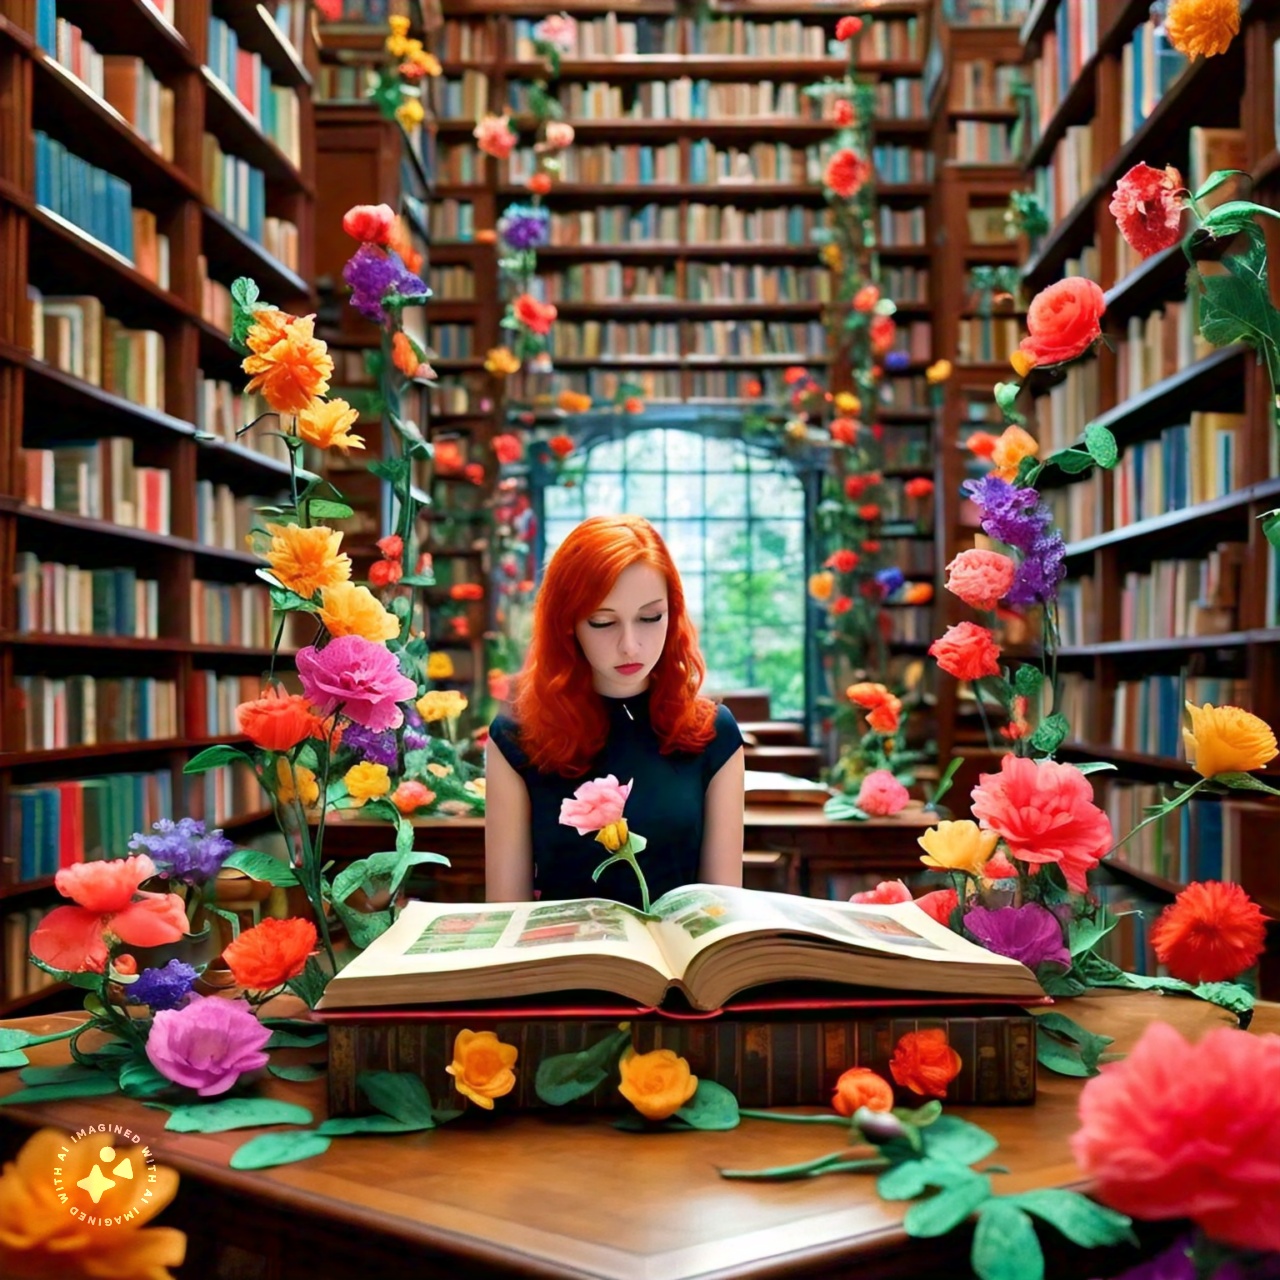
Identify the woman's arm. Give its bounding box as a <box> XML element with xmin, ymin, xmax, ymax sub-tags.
<box><xmin>699</xmin><ymin>745</ymin><xmax>745</xmax><ymax>887</ymax></box>
<box><xmin>485</xmin><ymin>739</ymin><xmax>534</xmax><ymax>901</ymax></box>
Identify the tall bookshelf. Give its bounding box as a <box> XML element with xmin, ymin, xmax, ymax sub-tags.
<box><xmin>1010</xmin><ymin>0</ymin><xmax>1280</xmax><ymax>977</ymax></box>
<box><xmin>0</xmin><ymin>0</ymin><xmax>316</xmax><ymax>1012</ymax></box>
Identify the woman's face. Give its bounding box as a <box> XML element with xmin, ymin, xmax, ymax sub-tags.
<box><xmin>574</xmin><ymin>562</ymin><xmax>670</xmax><ymax>698</ymax></box>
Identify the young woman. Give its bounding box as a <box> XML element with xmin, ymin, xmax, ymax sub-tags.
<box><xmin>485</xmin><ymin>515</ymin><xmax>745</xmax><ymax>908</ymax></box>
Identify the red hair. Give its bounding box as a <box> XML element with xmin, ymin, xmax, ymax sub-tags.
<box><xmin>512</xmin><ymin>515</ymin><xmax>717</xmax><ymax>776</ymax></box>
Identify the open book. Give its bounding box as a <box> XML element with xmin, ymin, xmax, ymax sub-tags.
<box><xmin>316</xmin><ymin>885</ymin><xmax>1045</xmax><ymax>1013</ymax></box>
<box><xmin>744</xmin><ymin>770</ymin><xmax>832</xmax><ymax>805</ymax></box>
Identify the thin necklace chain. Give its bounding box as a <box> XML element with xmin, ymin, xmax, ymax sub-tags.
<box><xmin>623</xmin><ymin>702</ymin><xmax>634</xmax><ymax>721</ymax></box>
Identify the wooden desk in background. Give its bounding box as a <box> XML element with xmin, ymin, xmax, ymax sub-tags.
<box><xmin>316</xmin><ymin>804</ymin><xmax>938</xmax><ymax>900</ymax></box>
<box><xmin>0</xmin><ymin>992</ymin><xmax>1248</xmax><ymax>1279</ymax></box>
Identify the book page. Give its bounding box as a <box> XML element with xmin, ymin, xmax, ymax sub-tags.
<box><xmin>330</xmin><ymin>896</ymin><xmax>676</xmax><ymax>986</ymax></box>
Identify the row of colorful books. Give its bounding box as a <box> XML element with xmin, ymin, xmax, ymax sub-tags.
<box><xmin>24</xmin><ymin>442</ymin><xmax>171</xmax><ymax>537</ymax></box>
<box><xmin>12</xmin><ymin>676</ymin><xmax>180</xmax><ymax>753</ymax></box>
<box><xmin>207</xmin><ymin>14</ymin><xmax>303</xmax><ymax>166</ymax></box>
<box><xmin>14</xmin><ymin>555</ymin><xmax>160</xmax><ymax>640</ymax></box>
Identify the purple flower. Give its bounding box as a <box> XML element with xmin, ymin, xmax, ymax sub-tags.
<box><xmin>875</xmin><ymin>567</ymin><xmax>905</xmax><ymax>595</ymax></box>
<box><xmin>884</xmin><ymin>351</ymin><xmax>911</xmax><ymax>371</ymax></box>
<box><xmin>342</xmin><ymin>244</ymin><xmax>428</xmax><ymax>323</ymax></box>
<box><xmin>129</xmin><ymin>959</ymin><xmax>198</xmax><ymax>1011</ymax></box>
<box><xmin>1006</xmin><ymin>528</ymin><xmax>1067</xmax><ymax>605</ymax></box>
<box><xmin>499</xmin><ymin>204</ymin><xmax>549</xmax><ymax>251</ymax></box>
<box><xmin>129</xmin><ymin>818</ymin><xmax>234</xmax><ymax>885</ymax></box>
<box><xmin>963</xmin><ymin>475</ymin><xmax>1048</xmax><ymax>552</ymax></box>
<box><xmin>963</xmin><ymin>903</ymin><xmax>1070</xmax><ymax>971</ymax></box>
<box><xmin>296</xmin><ymin>634</ymin><xmax>418</xmax><ymax>732</ymax></box>
<box><xmin>146</xmin><ymin>995</ymin><xmax>271</xmax><ymax>1096</ymax></box>
<box><xmin>340</xmin><ymin>722</ymin><xmax>399</xmax><ymax>768</ymax></box>
<box><xmin>404</xmin><ymin>727</ymin><xmax>430</xmax><ymax>751</ymax></box>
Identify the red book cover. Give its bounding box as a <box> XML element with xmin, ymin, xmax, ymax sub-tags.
<box><xmin>52</xmin><ymin>780</ymin><xmax>84</xmax><ymax>868</ymax></box>
<box><xmin>235</xmin><ymin>48</ymin><xmax>257</xmax><ymax>118</ymax></box>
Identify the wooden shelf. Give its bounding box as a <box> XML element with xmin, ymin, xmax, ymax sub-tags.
<box><xmin>214</xmin><ymin>0</ymin><xmax>311</xmax><ymax>87</ymax></box>
<box><xmin>536</xmin><ymin>243</ymin><xmax>820</xmax><ymax>259</ymax></box>
<box><xmin>202</xmin><ymin>207</ymin><xmax>310</xmax><ymax>302</ymax></box>
<box><xmin>0</xmin><ymin>984</ymin><xmax>72</xmax><ymax>1014</ymax></box>
<box><xmin>1058</xmin><ymin>629</ymin><xmax>1280</xmax><ymax>658</ymax></box>
<box><xmin>52</xmin><ymin>0</ymin><xmax>197</xmax><ymax>78</ymax></box>
<box><xmin>202</xmin><ymin>68</ymin><xmax>311</xmax><ymax>195</ymax></box>
<box><xmin>0</xmin><ymin>738</ymin><xmax>229</xmax><ymax>769</ymax></box>
<box><xmin>513</xmin><ymin>56</ymin><xmax>848</xmax><ymax>78</ymax></box>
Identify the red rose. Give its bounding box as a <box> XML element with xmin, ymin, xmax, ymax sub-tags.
<box><xmin>825</xmin><ymin>549</ymin><xmax>859</xmax><ymax>573</ymax></box>
<box><xmin>528</xmin><ymin>172</ymin><xmax>553</xmax><ymax>195</ymax></box>
<box><xmin>1110</xmin><ymin>163</ymin><xmax>1184</xmax><ymax>259</ymax></box>
<box><xmin>835</xmin><ymin>15</ymin><xmax>863</xmax><ymax>40</ymax></box>
<box><xmin>825</xmin><ymin>148</ymin><xmax>872</xmax><ymax>199</ymax></box>
<box><xmin>830</xmin><ymin>417</ymin><xmax>858</xmax><ymax>445</ymax></box>
<box><xmin>889</xmin><ymin>1029</ymin><xmax>962</xmax><ymax>1098</ymax></box>
<box><xmin>341</xmin><ymin>203</ymin><xmax>395</xmax><ymax>245</ymax></box>
<box><xmin>1018</xmin><ymin>278</ymin><xmax>1106</xmax><ymax>367</ymax></box>
<box><xmin>832</xmin><ymin>99</ymin><xmax>856</xmax><ymax>126</ymax></box>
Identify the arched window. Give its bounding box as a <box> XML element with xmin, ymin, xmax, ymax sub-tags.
<box><xmin>537</xmin><ymin>419</ymin><xmax>811</xmax><ymax>718</ymax></box>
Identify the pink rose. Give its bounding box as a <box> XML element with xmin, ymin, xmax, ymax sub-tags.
<box><xmin>146</xmin><ymin>996</ymin><xmax>271</xmax><ymax>1096</ymax></box>
<box><xmin>474</xmin><ymin>113</ymin><xmax>518</xmax><ymax>160</ymax></box>
<box><xmin>849</xmin><ymin>879</ymin><xmax>912</xmax><ymax>905</ymax></box>
<box><xmin>296</xmin><ymin>634</ymin><xmax>418</xmax><ymax>732</ymax></box>
<box><xmin>945</xmin><ymin>549</ymin><xmax>1017</xmax><ymax>611</ymax></box>
<box><xmin>856</xmin><ymin>770</ymin><xmax>911</xmax><ymax>817</ymax></box>
<box><xmin>533</xmin><ymin>13</ymin><xmax>577</xmax><ymax>51</ymax></box>
<box><xmin>559</xmin><ymin>775</ymin><xmax>632</xmax><ymax>834</ymax></box>
<box><xmin>539</xmin><ymin>122</ymin><xmax>575</xmax><ymax>151</ymax></box>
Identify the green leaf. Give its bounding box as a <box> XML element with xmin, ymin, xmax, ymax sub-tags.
<box><xmin>893</xmin><ymin>1099</ymin><xmax>943</xmax><ymax>1128</ymax></box>
<box><xmin>0</xmin><ymin>1050</ymin><xmax>30</xmax><ymax>1069</ymax></box>
<box><xmin>926</xmin><ymin>756</ymin><xmax>964</xmax><ymax>809</ymax></box>
<box><xmin>0</xmin><ymin>1076</ymin><xmax>122</xmax><ymax>1105</ymax></box>
<box><xmin>223</xmin><ymin>849</ymin><xmax>299</xmax><ymax>887</ymax></box>
<box><xmin>1072</xmin><ymin>762</ymin><xmax>1117</xmax><ymax>775</ymax></box>
<box><xmin>265</xmin><ymin>1028</ymin><xmax>328</xmax><ymax>1049</ymax></box>
<box><xmin>1196</xmin><ymin>264</ymin><xmax>1280</xmax><ymax>359</ymax></box>
<box><xmin>1013</xmin><ymin>666</ymin><xmax>1044</xmax><ymax>698</ymax></box>
<box><xmin>972</xmin><ymin>1201</ymin><xmax>1044</xmax><ymax>1280</ymax></box>
<box><xmin>0</xmin><ymin>1026</ymin><xmax>79</xmax><ymax>1054</ymax></box>
<box><xmin>268</xmin><ymin>1062</ymin><xmax>325</xmax><ymax>1082</ymax></box>
<box><xmin>305</xmin><ymin>499</ymin><xmax>355</xmax><ymax>520</ymax></box>
<box><xmin>920</xmin><ymin>1115</ymin><xmax>999</xmax><ymax>1166</ymax></box>
<box><xmin>18</xmin><ymin>1063</ymin><xmax>101</xmax><ymax>1087</ymax></box>
<box><xmin>164</xmin><ymin>1098</ymin><xmax>314</xmax><ymax>1133</ymax></box>
<box><xmin>1261</xmin><ymin>508</ymin><xmax>1280</xmax><ymax>551</ymax></box>
<box><xmin>878</xmin><ymin>1155</ymin><xmax>976</xmax><ymax>1201</ymax></box>
<box><xmin>183</xmin><ymin>744</ymin><xmax>254</xmax><ymax>774</ymax></box>
<box><xmin>1038</xmin><ymin>969</ymin><xmax>1089</xmax><ymax>998</ymax></box>
<box><xmin>118</xmin><ymin>1059</ymin><xmax>173</xmax><ymax>1098</ymax></box>
<box><xmin>1083</xmin><ymin>422</ymin><xmax>1118</xmax><ymax>469</ymax></box>
<box><xmin>1029</xmin><ymin>713</ymin><xmax>1070</xmax><ymax>755</ymax></box>
<box><xmin>358</xmin><ymin>1071</ymin><xmax>436</xmax><ymax>1127</ymax></box>
<box><xmin>1211</xmin><ymin>771</ymin><xmax>1280</xmax><ymax>797</ymax></box>
<box><xmin>1194</xmin><ymin>169</ymin><xmax>1248</xmax><ymax>204</ymax></box>
<box><xmin>675</xmin><ymin>1079</ymin><xmax>740</xmax><ymax>1130</ymax></box>
<box><xmin>317</xmin><ymin>1114</ymin><xmax>430</xmax><ymax>1135</ymax></box>
<box><xmin>1006</xmin><ymin>1189</ymin><xmax>1136</xmax><ymax>1248</ymax></box>
<box><xmin>284</xmin><ymin>956</ymin><xmax>331</xmax><ymax>1010</ymax></box>
<box><xmin>993</xmin><ymin>382</ymin><xmax>1024</xmax><ymax>425</ymax></box>
<box><xmin>267</xmin><ymin>583</ymin><xmax>320</xmax><ymax>614</ymax></box>
<box><xmin>903</xmin><ymin>1171</ymin><xmax>992</xmax><ymax>1237</ymax></box>
<box><xmin>230</xmin><ymin>1130</ymin><xmax>331</xmax><ymax>1170</ymax></box>
<box><xmin>823</xmin><ymin>794</ymin><xmax>869</xmax><ymax>821</ymax></box>
<box><xmin>1047</xmin><ymin>448</ymin><xmax>1095</xmax><ymax>475</ymax></box>
<box><xmin>1192</xmin><ymin>981</ymin><xmax>1256</xmax><ymax>1016</ymax></box>
<box><xmin>1034</xmin><ymin>1012</ymin><xmax>1114</xmax><ymax>1077</ymax></box>
<box><xmin>535</xmin><ymin>1028</ymin><xmax>631</xmax><ymax>1106</ymax></box>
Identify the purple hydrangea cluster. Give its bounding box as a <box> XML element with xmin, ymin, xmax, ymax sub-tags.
<box><xmin>129</xmin><ymin>959</ymin><xmax>199</xmax><ymax>1011</ymax></box>
<box><xmin>129</xmin><ymin>818</ymin><xmax>233</xmax><ymax>885</ymax></box>
<box><xmin>341</xmin><ymin>722</ymin><xmax>399</xmax><ymax>768</ymax></box>
<box><xmin>498</xmin><ymin>204</ymin><xmax>550</xmax><ymax>251</ymax></box>
<box><xmin>342</xmin><ymin>244</ymin><xmax>429</xmax><ymax>323</ymax></box>
<box><xmin>962</xmin><ymin>474</ymin><xmax>1067</xmax><ymax>605</ymax></box>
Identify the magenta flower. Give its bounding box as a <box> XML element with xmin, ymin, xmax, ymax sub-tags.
<box><xmin>848</xmin><ymin>879</ymin><xmax>912</xmax><ymax>905</ymax></box>
<box><xmin>559</xmin><ymin>775</ymin><xmax>632</xmax><ymax>834</ymax></box>
<box><xmin>856</xmin><ymin>770</ymin><xmax>911</xmax><ymax>817</ymax></box>
<box><xmin>146</xmin><ymin>996</ymin><xmax>272</xmax><ymax>1096</ymax></box>
<box><xmin>296</xmin><ymin>634</ymin><xmax>417</xmax><ymax>732</ymax></box>
<box><xmin>963</xmin><ymin>903</ymin><xmax>1070</xmax><ymax>971</ymax></box>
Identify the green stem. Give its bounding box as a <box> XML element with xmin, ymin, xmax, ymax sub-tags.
<box><xmin>719</xmin><ymin>1152</ymin><xmax>887</xmax><ymax>1181</ymax></box>
<box><xmin>737</xmin><ymin>1109</ymin><xmax>851</xmax><ymax>1127</ymax></box>
<box><xmin>287</xmin><ymin>434</ymin><xmax>302</xmax><ymax>522</ymax></box>
<box><xmin>1107</xmin><ymin>777</ymin><xmax>1210</xmax><ymax>858</ymax></box>
<box><xmin>289</xmin><ymin>758</ymin><xmax>336</xmax><ymax>969</ymax></box>
<box><xmin>268</xmin><ymin>610</ymin><xmax>286</xmax><ymax>685</ymax></box>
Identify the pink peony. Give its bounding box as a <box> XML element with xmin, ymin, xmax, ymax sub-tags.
<box><xmin>1072</xmin><ymin>1021</ymin><xmax>1280</xmax><ymax>1252</ymax></box>
<box><xmin>914</xmin><ymin>888</ymin><xmax>959</xmax><ymax>926</ymax></box>
<box><xmin>849</xmin><ymin>879</ymin><xmax>912</xmax><ymax>904</ymax></box>
<box><xmin>856</xmin><ymin>770</ymin><xmax>911</xmax><ymax>817</ymax></box>
<box><xmin>474</xmin><ymin>113</ymin><xmax>518</xmax><ymax>160</ymax></box>
<box><xmin>296</xmin><ymin>634</ymin><xmax>418</xmax><ymax>732</ymax></box>
<box><xmin>146</xmin><ymin>996</ymin><xmax>272</xmax><ymax>1097</ymax></box>
<box><xmin>341</xmin><ymin>203</ymin><xmax>395</xmax><ymax>246</ymax></box>
<box><xmin>533</xmin><ymin>13</ymin><xmax>577</xmax><ymax>51</ymax></box>
<box><xmin>29</xmin><ymin>855</ymin><xmax>188</xmax><ymax>974</ymax></box>
<box><xmin>970</xmin><ymin>755</ymin><xmax>1113</xmax><ymax>893</ymax></box>
<box><xmin>559</xmin><ymin>774</ymin><xmax>632</xmax><ymax>834</ymax></box>
<box><xmin>945</xmin><ymin>549</ymin><xmax>1017</xmax><ymax>611</ymax></box>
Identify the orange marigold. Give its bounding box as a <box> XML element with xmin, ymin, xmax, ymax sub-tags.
<box><xmin>244</xmin><ymin>307</ymin><xmax>295</xmax><ymax>355</ymax></box>
<box><xmin>889</xmin><ymin>1029</ymin><xmax>962</xmax><ymax>1098</ymax></box>
<box><xmin>223</xmin><ymin>917</ymin><xmax>317</xmax><ymax>991</ymax></box>
<box><xmin>318</xmin><ymin>582</ymin><xmax>400</xmax><ymax>642</ymax></box>
<box><xmin>236</xmin><ymin>685</ymin><xmax>321</xmax><ymax>751</ymax></box>
<box><xmin>241</xmin><ymin>314</ymin><xmax>333</xmax><ymax>416</ymax></box>
<box><xmin>1150</xmin><ymin>881</ymin><xmax>1267</xmax><ymax>984</ymax></box>
<box><xmin>831</xmin><ymin>1067</ymin><xmax>894</xmax><ymax>1117</ymax></box>
<box><xmin>265</xmin><ymin>523</ymin><xmax>351</xmax><ymax>598</ymax></box>
<box><xmin>295</xmin><ymin>398</ymin><xmax>364</xmax><ymax>452</ymax></box>
<box><xmin>1165</xmin><ymin>0</ymin><xmax>1240</xmax><ymax>59</ymax></box>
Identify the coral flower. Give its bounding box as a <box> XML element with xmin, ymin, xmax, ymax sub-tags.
<box><xmin>319</xmin><ymin>582</ymin><xmax>401</xmax><ymax>643</ymax></box>
<box><xmin>835</xmin><ymin>15</ymin><xmax>864</xmax><ymax>40</ymax></box>
<box><xmin>853</xmin><ymin>284</ymin><xmax>881</xmax><ymax>312</ymax></box>
<box><xmin>832</xmin><ymin>1067</ymin><xmax>893</xmax><ymax>1117</ymax></box>
<box><xmin>889</xmin><ymin>1029</ymin><xmax>962</xmax><ymax>1098</ymax></box>
<box><xmin>28</xmin><ymin>855</ymin><xmax>188</xmax><ymax>973</ymax></box>
<box><xmin>904</xmin><ymin>477</ymin><xmax>934</xmax><ymax>500</ymax></box>
<box><xmin>1018</xmin><ymin>278</ymin><xmax>1106</xmax><ymax>368</ymax></box>
<box><xmin>223</xmin><ymin>916</ymin><xmax>317</xmax><ymax>991</ymax></box>
<box><xmin>929</xmin><ymin>621</ymin><xmax>1002</xmax><ymax>681</ymax></box>
<box><xmin>548</xmin><ymin>433</ymin><xmax>576</xmax><ymax>457</ymax></box>
<box><xmin>1072</xmin><ymin>1020</ymin><xmax>1280</xmax><ymax>1252</ymax></box>
<box><xmin>918</xmin><ymin>820</ymin><xmax>999</xmax><ymax>876</ymax></box>
<box><xmin>1183</xmin><ymin>702</ymin><xmax>1279</xmax><ymax>777</ymax></box>
<box><xmin>966</xmin><ymin>430</ymin><xmax>999</xmax><ymax>459</ymax></box>
<box><xmin>295</xmin><ymin>397</ymin><xmax>364</xmax><ymax>452</ymax></box>
<box><xmin>849</xmin><ymin>878</ymin><xmax>912</xmax><ymax>904</ymax></box>
<box><xmin>830</xmin><ymin>416</ymin><xmax>858</xmax><ymax>445</ymax></box>
<box><xmin>945</xmin><ymin>548</ymin><xmax>1017</xmax><ymax>611</ymax></box>
<box><xmin>528</xmin><ymin>172</ymin><xmax>553</xmax><ymax>194</ymax></box>
<box><xmin>368</xmin><ymin>559</ymin><xmax>402</xmax><ymax>588</ymax></box>
<box><xmin>914</xmin><ymin>888</ymin><xmax>960</xmax><ymax>927</ymax></box>
<box><xmin>447</xmin><ymin>1029</ymin><xmax>519</xmax><ymax>1109</ymax></box>
<box><xmin>241</xmin><ymin>314</ymin><xmax>333</xmax><ymax>416</ymax></box>
<box><xmin>473</xmin><ymin>113</ymin><xmax>518</xmax><ymax>159</ymax></box>
<box><xmin>617</xmin><ymin>1048</ymin><xmax>697</xmax><ymax>1120</ymax></box>
<box><xmin>1110</xmin><ymin>163</ymin><xmax>1186</xmax><ymax>259</ymax></box>
<box><xmin>264</xmin><ymin>523</ymin><xmax>352</xmax><ymax>598</ymax></box>
<box><xmin>489</xmin><ymin>668</ymin><xmax>512</xmax><ymax>701</ymax></box>
<box><xmin>1165</xmin><ymin>0</ymin><xmax>1240</xmax><ymax>59</ymax></box>
<box><xmin>824</xmin><ymin>148</ymin><xmax>872</xmax><ymax>199</ymax></box>
<box><xmin>492</xmin><ymin>433</ymin><xmax>524</xmax><ymax>464</ymax></box>
<box><xmin>450</xmin><ymin>582</ymin><xmax>484</xmax><ymax>601</ymax></box>
<box><xmin>342</xmin><ymin>203</ymin><xmax>395</xmax><ymax>245</ymax></box>
<box><xmin>831</xmin><ymin>595</ymin><xmax>853</xmax><ymax>615</ymax></box>
<box><xmin>237</xmin><ymin>685</ymin><xmax>321</xmax><ymax>751</ymax></box>
<box><xmin>377</xmin><ymin>533</ymin><xmax>403</xmax><ymax>561</ymax></box>
<box><xmin>808</xmin><ymin>570</ymin><xmax>835</xmax><ymax>601</ymax></box>
<box><xmin>970</xmin><ymin>755</ymin><xmax>1113</xmax><ymax>893</ymax></box>
<box><xmin>991</xmin><ymin>425</ymin><xmax>1040</xmax><ymax>481</ymax></box>
<box><xmin>391</xmin><ymin>780</ymin><xmax>435</xmax><ymax>814</ymax></box>
<box><xmin>513</xmin><ymin>293</ymin><xmax>557</xmax><ymax>335</ymax></box>
<box><xmin>827</xmin><ymin>548</ymin><xmax>859</xmax><ymax>573</ymax></box>
<box><xmin>0</xmin><ymin>1128</ymin><xmax>185</xmax><ymax>1279</ymax></box>
<box><xmin>856</xmin><ymin>770</ymin><xmax>910</xmax><ymax>816</ymax></box>
<box><xmin>1150</xmin><ymin>881</ymin><xmax>1267</xmax><ymax>983</ymax></box>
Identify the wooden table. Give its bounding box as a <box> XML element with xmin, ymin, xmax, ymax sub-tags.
<box><xmin>0</xmin><ymin>992</ymin><xmax>1252</xmax><ymax>1279</ymax></box>
<box><xmin>317</xmin><ymin>804</ymin><xmax>938</xmax><ymax>900</ymax></box>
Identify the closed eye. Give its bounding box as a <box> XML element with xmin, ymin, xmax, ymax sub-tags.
<box><xmin>640</xmin><ymin>615</ymin><xmax>664</xmax><ymax>624</ymax></box>
<box><xmin>586</xmin><ymin>620</ymin><xmax>614</xmax><ymax>629</ymax></box>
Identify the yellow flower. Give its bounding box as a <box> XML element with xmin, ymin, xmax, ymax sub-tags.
<box><xmin>344</xmin><ymin>762</ymin><xmax>391</xmax><ymax>804</ymax></box>
<box><xmin>785</xmin><ymin>419</ymin><xmax>808</xmax><ymax>441</ymax></box>
<box><xmin>1009</xmin><ymin>349</ymin><xmax>1038</xmax><ymax>379</ymax></box>
<box><xmin>1165</xmin><ymin>0</ymin><xmax>1240</xmax><ymax>58</ymax></box>
<box><xmin>822</xmin><ymin>242</ymin><xmax>843</xmax><ymax>271</ymax></box>
<box><xmin>925</xmin><ymin>359</ymin><xmax>953</xmax><ymax>384</ymax></box>
<box><xmin>265</xmin><ymin>523</ymin><xmax>351</xmax><ymax>598</ymax></box>
<box><xmin>427</xmin><ymin>762</ymin><xmax>453</xmax><ymax>778</ymax></box>
<box><xmin>388</xmin><ymin>15</ymin><xmax>411</xmax><ymax>35</ymax></box>
<box><xmin>296</xmin><ymin>398</ymin><xmax>364</xmax><ymax>452</ymax></box>
<box><xmin>465</xmin><ymin>778</ymin><xmax>487</xmax><ymax>799</ymax></box>
<box><xmin>557</xmin><ymin>389</ymin><xmax>593</xmax><ymax>413</ymax></box>
<box><xmin>485</xmin><ymin>346</ymin><xmax>521</xmax><ymax>376</ymax></box>
<box><xmin>991</xmin><ymin>425</ymin><xmax>1040</xmax><ymax>482</ymax></box>
<box><xmin>395</xmin><ymin>98</ymin><xmax>425</xmax><ymax>130</ymax></box>
<box><xmin>918</xmin><ymin>820</ymin><xmax>1000</xmax><ymax>876</ymax></box>
<box><xmin>0</xmin><ymin>1128</ymin><xmax>186</xmax><ymax>1279</ymax></box>
<box><xmin>1183</xmin><ymin>702</ymin><xmax>1279</xmax><ymax>777</ymax></box>
<box><xmin>595</xmin><ymin>820</ymin><xmax>629</xmax><ymax>852</ymax></box>
<box><xmin>385</xmin><ymin>15</ymin><xmax>411</xmax><ymax>57</ymax></box>
<box><xmin>417</xmin><ymin>690</ymin><xmax>469</xmax><ymax>723</ymax></box>
<box><xmin>617</xmin><ymin>1048</ymin><xmax>697</xmax><ymax>1121</ymax></box>
<box><xmin>808</xmin><ymin>571</ymin><xmax>835</xmax><ymax>602</ymax></box>
<box><xmin>446</xmin><ymin>1029</ymin><xmax>518</xmax><ymax>1109</ymax></box>
<box><xmin>835</xmin><ymin>392</ymin><xmax>861</xmax><ymax>415</ymax></box>
<box><xmin>426</xmin><ymin>651</ymin><xmax>455</xmax><ymax>680</ymax></box>
<box><xmin>275</xmin><ymin>757</ymin><xmax>319</xmax><ymax>808</ymax></box>
<box><xmin>319</xmin><ymin>582</ymin><xmax>400</xmax><ymax>643</ymax></box>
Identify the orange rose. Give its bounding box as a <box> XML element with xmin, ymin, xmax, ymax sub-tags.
<box><xmin>832</xmin><ymin>1067</ymin><xmax>894</xmax><ymax>1117</ymax></box>
<box><xmin>223</xmin><ymin>917</ymin><xmax>317</xmax><ymax>991</ymax></box>
<box><xmin>617</xmin><ymin>1047</ymin><xmax>697</xmax><ymax>1120</ymax></box>
<box><xmin>889</xmin><ymin>1029</ymin><xmax>962</xmax><ymax>1098</ymax></box>
<box><xmin>236</xmin><ymin>686</ymin><xmax>321</xmax><ymax>751</ymax></box>
<box><xmin>446</xmin><ymin>1029</ymin><xmax>518</xmax><ymax>1109</ymax></box>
